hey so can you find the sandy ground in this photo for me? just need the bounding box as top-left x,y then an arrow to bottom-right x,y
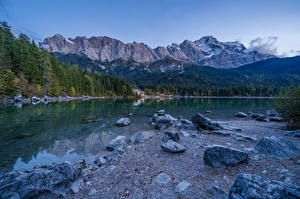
65,119 -> 300,199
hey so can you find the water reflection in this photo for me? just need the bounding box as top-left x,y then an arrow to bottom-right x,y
0,98 -> 275,174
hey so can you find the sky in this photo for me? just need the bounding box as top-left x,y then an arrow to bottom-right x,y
0,0 -> 299,56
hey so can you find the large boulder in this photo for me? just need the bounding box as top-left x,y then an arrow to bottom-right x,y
204,146 -> 249,168
228,173 -> 300,199
116,117 -> 130,127
0,162 -> 82,199
162,131 -> 180,142
191,113 -> 221,130
106,136 -> 127,151
161,140 -> 186,153
176,118 -> 197,131
255,136 -> 300,159
152,112 -> 176,130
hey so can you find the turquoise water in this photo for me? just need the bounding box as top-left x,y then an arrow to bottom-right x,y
0,98 -> 275,174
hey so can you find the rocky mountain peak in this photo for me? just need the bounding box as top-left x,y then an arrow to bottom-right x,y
40,34 -> 275,68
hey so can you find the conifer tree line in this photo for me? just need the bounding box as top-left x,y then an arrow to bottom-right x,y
0,21 -> 134,98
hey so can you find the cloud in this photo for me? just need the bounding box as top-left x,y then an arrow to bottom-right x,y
248,36 -> 278,55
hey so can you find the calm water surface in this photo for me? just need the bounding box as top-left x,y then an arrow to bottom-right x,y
0,98 -> 275,174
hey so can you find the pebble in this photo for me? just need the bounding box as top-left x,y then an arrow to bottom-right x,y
88,188 -> 97,196
153,173 -> 172,185
175,180 -> 191,193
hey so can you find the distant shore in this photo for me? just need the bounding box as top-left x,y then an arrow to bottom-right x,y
0,94 -> 280,105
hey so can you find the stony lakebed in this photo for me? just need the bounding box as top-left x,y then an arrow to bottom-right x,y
0,109 -> 299,199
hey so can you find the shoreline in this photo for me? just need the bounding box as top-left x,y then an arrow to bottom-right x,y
1,110 -> 299,198
0,95 -> 279,105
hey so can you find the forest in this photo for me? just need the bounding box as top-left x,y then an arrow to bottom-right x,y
55,53 -> 300,97
0,21 -> 134,98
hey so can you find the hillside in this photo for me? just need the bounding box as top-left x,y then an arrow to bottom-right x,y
55,52 -> 300,96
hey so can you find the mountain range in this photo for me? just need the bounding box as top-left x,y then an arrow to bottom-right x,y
40,35 -> 274,68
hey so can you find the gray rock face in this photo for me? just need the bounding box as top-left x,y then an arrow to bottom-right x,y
228,173 -> 300,199
0,162 -> 82,199
106,136 -> 127,151
161,140 -> 186,153
116,117 -> 130,127
130,132 -> 144,144
255,136 -> 300,159
234,112 -> 248,118
162,131 -> 180,142
40,35 -> 273,69
191,113 -> 221,130
283,130 -> 300,137
204,146 -> 249,168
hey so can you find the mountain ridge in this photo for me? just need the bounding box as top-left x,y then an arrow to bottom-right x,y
40,35 -> 274,69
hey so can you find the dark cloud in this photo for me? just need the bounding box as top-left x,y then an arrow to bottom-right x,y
248,36 -> 278,55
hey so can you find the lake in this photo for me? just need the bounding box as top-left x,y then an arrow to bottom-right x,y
0,97 -> 276,174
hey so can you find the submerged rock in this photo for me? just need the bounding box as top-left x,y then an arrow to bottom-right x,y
161,140 -> 186,153
204,146 -> 249,168
80,117 -> 102,123
0,162 -> 82,199
228,173 -> 300,199
116,117 -> 130,126
162,131 -> 180,142
283,130 -> 300,137
234,112 -> 248,118
255,136 -> 300,159
130,132 -> 144,144
106,136 -> 127,151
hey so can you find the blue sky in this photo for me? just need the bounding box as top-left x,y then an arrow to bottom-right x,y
1,0 -> 299,56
